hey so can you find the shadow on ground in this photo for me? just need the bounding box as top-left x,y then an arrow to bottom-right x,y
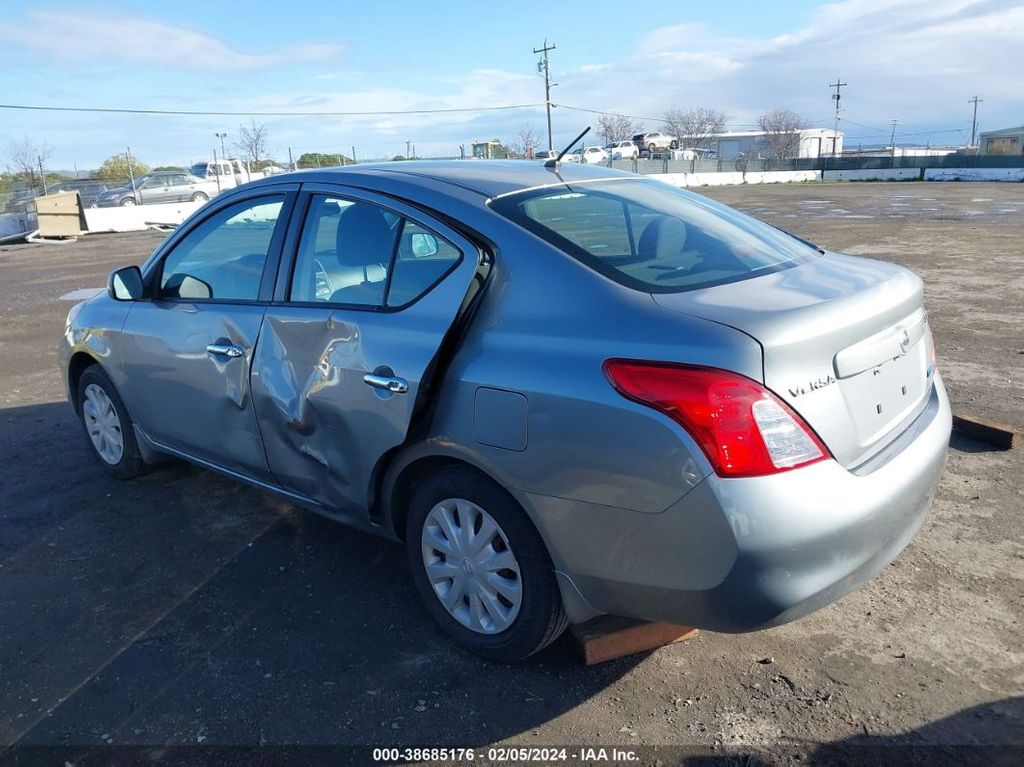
0,402 -> 641,753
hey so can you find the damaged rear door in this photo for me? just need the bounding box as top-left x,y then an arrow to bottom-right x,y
119,187 -> 297,480
250,185 -> 483,517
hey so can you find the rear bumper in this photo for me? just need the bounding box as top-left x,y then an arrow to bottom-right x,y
532,374 -> 951,632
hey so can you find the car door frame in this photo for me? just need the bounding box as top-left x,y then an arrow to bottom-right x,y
252,180 -> 487,523
117,183 -> 300,480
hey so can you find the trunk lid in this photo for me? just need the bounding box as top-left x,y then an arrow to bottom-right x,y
652,252 -> 935,469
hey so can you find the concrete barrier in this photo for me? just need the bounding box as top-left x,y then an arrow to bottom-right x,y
83,201 -> 205,233
824,168 -> 922,182
923,167 -> 1024,182
652,170 -> 821,188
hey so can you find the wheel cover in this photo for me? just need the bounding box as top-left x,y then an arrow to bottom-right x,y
82,383 -> 124,465
421,498 -> 523,635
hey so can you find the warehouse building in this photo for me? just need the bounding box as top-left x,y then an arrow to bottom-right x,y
978,126 -> 1024,155
709,128 -> 843,159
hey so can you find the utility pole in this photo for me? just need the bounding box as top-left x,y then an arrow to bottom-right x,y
889,120 -> 899,168
352,145 -> 357,164
36,155 -> 45,191
406,139 -> 412,159
287,147 -> 294,171
215,132 -> 227,161
534,40 -> 556,151
968,95 -> 983,147
828,77 -> 847,157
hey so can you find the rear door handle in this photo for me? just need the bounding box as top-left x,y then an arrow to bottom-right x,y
206,343 -> 244,358
363,373 -> 409,394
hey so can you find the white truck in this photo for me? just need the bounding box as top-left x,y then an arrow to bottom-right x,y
188,158 -> 271,193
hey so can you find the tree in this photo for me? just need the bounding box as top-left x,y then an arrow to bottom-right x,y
512,124 -> 541,157
6,136 -> 53,187
662,108 -> 727,150
235,119 -> 269,170
758,108 -> 810,159
596,113 -> 642,144
97,153 -> 150,182
296,152 -> 353,168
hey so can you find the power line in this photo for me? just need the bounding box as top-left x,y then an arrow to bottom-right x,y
0,101 -> 545,117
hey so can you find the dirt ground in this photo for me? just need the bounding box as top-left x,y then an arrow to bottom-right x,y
0,181 -> 1021,763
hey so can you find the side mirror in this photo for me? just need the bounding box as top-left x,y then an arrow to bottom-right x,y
107,265 -> 144,301
410,232 -> 439,258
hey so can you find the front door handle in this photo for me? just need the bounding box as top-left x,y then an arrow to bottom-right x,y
363,373 -> 409,394
206,343 -> 244,358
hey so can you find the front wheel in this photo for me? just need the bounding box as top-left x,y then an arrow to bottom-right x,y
77,366 -> 146,479
406,467 -> 567,662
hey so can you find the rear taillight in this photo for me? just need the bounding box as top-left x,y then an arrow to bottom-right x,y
603,360 -> 830,478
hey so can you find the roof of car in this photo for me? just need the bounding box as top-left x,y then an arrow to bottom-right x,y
247,160 -> 638,199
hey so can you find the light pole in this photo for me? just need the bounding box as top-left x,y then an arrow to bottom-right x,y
215,132 -> 227,161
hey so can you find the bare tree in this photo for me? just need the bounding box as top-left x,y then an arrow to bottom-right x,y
758,108 -> 810,159
6,135 -> 53,187
662,108 -> 727,150
512,124 -> 541,157
596,113 -> 642,144
235,120 -> 270,170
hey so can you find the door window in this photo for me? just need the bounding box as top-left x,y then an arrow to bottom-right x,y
159,195 -> 285,301
289,194 -> 462,308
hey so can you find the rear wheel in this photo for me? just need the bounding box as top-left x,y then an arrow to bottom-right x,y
119,197 -> 136,207
191,192 -> 208,202
77,366 -> 146,479
406,467 -> 567,662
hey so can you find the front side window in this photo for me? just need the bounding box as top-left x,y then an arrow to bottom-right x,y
290,195 -> 461,308
159,195 -> 284,301
491,178 -> 818,292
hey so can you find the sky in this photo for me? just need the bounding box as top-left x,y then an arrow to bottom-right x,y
0,0 -> 1021,170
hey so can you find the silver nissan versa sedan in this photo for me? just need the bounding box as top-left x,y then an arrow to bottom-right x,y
60,161 -> 951,661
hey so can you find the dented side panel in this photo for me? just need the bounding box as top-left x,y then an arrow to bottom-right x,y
117,300 -> 271,479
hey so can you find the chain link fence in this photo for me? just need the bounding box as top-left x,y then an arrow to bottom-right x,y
4,148 -> 1023,225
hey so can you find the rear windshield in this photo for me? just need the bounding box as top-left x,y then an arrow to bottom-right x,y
490,178 -> 819,292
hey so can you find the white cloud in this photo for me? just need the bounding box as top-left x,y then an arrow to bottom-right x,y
0,10 -> 344,71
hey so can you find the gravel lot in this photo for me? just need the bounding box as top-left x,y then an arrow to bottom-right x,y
0,181 -> 1020,762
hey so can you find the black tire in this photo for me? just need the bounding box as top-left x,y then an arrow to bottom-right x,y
406,466 -> 568,662
670,139 -> 679,150
191,192 -> 208,202
77,365 -> 146,480
119,197 -> 136,206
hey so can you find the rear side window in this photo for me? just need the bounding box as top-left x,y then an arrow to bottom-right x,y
490,178 -> 818,292
290,194 -> 462,308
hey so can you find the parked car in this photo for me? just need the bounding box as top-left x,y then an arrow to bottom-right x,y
533,150 -> 558,161
578,146 -> 609,164
633,132 -> 680,155
61,161 -> 951,662
44,178 -> 109,209
95,172 -> 217,207
605,140 -> 639,160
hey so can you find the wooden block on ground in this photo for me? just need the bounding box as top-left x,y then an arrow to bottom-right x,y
952,413 -> 1018,450
570,616 -> 698,665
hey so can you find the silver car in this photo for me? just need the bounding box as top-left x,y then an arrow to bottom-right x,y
60,162 -> 951,662
96,171 -> 213,207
